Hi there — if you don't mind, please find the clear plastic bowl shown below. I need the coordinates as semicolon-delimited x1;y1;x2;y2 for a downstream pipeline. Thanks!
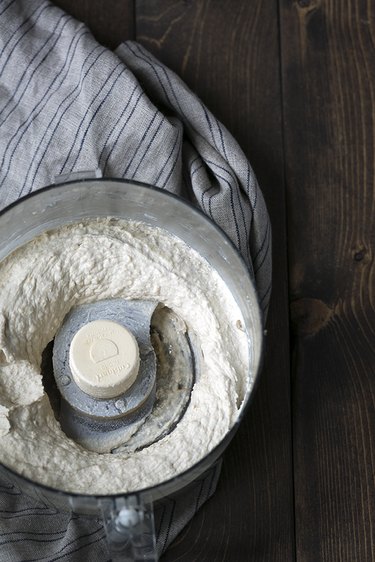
0;178;263;560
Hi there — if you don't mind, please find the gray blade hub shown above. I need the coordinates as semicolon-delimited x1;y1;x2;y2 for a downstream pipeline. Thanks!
53;299;158;452
51;299;196;454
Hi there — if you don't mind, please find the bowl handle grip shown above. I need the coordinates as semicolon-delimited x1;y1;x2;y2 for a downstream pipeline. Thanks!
100;494;157;561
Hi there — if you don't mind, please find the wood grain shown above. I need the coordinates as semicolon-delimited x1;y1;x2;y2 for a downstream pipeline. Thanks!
136;1;294;560
280;0;375;560
52;0;135;48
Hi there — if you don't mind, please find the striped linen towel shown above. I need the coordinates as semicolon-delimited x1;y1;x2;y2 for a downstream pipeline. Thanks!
0;0;271;560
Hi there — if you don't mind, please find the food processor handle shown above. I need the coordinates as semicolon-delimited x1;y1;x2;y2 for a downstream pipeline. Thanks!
100;495;157;561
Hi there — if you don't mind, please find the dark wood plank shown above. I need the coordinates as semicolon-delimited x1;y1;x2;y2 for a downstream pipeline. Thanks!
52;0;135;48
280;0;375;560
136;1;294;560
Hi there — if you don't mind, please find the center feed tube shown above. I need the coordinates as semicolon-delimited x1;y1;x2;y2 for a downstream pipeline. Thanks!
100;494;157;561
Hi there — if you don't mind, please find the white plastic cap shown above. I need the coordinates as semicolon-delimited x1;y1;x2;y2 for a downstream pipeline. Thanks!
69;319;140;399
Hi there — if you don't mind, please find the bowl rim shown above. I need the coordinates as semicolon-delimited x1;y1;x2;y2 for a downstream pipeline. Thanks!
0;177;264;504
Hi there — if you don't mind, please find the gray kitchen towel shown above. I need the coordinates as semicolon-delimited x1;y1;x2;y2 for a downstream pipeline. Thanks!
0;0;271;560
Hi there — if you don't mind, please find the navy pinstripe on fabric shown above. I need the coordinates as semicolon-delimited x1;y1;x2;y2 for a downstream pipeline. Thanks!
157;124;182;186
2;29;92;192
66;64;128;172
122;109;161;176
23;47;106;196
100;90;145;173
131;117;166;178
122;41;270;300
21;31;93;190
0;11;68;108
0;0;18;18
0;3;49;77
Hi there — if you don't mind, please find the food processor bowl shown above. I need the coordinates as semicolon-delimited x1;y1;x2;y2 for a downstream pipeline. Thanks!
0;179;263;561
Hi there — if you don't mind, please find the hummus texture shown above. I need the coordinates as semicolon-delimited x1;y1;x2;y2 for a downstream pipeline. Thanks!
0;218;249;494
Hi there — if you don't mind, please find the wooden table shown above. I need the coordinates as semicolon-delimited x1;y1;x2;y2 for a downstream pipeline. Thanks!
53;1;375;560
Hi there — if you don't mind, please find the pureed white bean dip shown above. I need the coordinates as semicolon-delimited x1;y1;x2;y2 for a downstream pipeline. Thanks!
0;218;249;494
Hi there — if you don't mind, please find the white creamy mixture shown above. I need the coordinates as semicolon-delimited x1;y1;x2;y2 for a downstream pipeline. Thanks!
0;218;249;494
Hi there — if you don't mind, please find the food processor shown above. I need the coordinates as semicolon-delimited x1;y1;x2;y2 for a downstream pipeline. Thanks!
0;178;263;561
